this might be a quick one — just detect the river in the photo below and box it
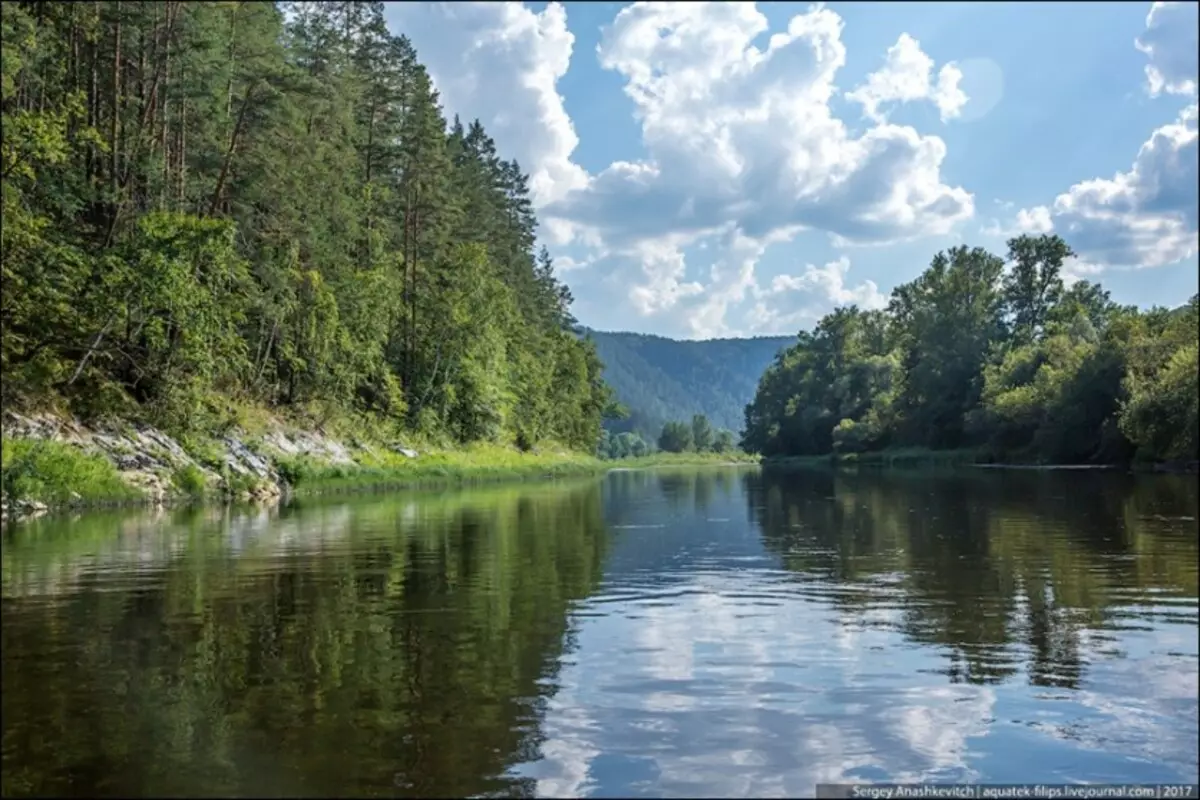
[2,466,1197,797]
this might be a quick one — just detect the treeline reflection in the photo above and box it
[2,482,610,798]
[745,466,1198,687]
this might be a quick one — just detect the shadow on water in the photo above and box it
[2,466,1197,797]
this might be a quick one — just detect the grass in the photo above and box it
[272,444,762,496]
[172,464,209,498]
[1,437,142,506]
[607,450,759,468]
[178,434,227,470]
[2,413,766,513]
[274,442,607,495]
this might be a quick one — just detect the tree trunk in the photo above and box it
[110,0,122,195]
[160,2,171,209]
[208,81,257,216]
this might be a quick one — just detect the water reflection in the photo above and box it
[749,468,1198,688]
[3,481,608,797]
[522,467,1198,795]
[2,467,1197,798]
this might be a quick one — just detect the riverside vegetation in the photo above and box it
[742,235,1199,469]
[2,3,1194,513]
[0,0,656,509]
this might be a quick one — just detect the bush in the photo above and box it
[173,464,209,497]
[1,438,139,504]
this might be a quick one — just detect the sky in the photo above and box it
[383,1,1199,340]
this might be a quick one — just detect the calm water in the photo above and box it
[3,467,1198,797]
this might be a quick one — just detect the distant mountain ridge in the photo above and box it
[585,329,796,440]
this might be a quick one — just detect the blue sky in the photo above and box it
[386,1,1198,339]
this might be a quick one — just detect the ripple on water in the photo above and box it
[3,468,1198,797]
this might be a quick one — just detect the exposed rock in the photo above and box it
[10,498,49,522]
[261,429,356,465]
[222,436,276,480]
[124,471,170,505]
[0,410,404,513]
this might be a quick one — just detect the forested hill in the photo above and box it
[586,331,795,439]
[2,1,612,451]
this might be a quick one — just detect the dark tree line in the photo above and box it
[742,235,1199,465]
[1,1,614,450]
[657,414,735,455]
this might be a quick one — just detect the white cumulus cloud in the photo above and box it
[1002,4,1199,272]
[981,204,1054,238]
[529,2,972,336]
[770,256,888,310]
[846,33,968,124]
[1135,2,1199,98]
[748,255,886,335]
[383,1,587,207]
[547,2,972,250]
[1048,103,1197,269]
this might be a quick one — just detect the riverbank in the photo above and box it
[0,410,760,521]
[762,448,981,468]
[761,447,1197,473]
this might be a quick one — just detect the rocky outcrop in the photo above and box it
[1,410,419,519]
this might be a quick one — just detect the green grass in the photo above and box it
[1,437,142,505]
[274,444,764,496]
[178,435,227,470]
[172,464,209,498]
[607,450,760,467]
[274,442,607,495]
[1,426,767,514]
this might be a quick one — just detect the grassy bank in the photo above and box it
[243,446,759,495]
[1,427,764,514]
[606,451,759,468]
[278,444,606,495]
[1,438,143,508]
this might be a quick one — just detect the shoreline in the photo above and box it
[0,411,760,523]
[760,449,1197,474]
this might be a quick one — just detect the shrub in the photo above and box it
[1,438,139,504]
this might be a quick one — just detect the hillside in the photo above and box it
[586,331,795,440]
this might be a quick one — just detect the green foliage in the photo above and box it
[657,421,694,453]
[172,464,208,498]
[596,429,652,460]
[178,435,227,470]
[743,233,1197,466]
[712,429,736,454]
[1,438,140,505]
[0,1,611,456]
[691,414,713,452]
[1119,297,1200,463]
[588,331,794,439]
[275,444,604,494]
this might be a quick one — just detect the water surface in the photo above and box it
[3,467,1197,797]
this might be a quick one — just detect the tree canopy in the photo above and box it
[1,0,612,451]
[742,235,1199,465]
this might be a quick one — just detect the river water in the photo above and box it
[2,466,1197,797]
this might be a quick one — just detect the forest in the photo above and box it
[742,234,1199,466]
[5,3,1194,470]
[588,330,792,441]
[595,413,737,460]
[1,1,614,451]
